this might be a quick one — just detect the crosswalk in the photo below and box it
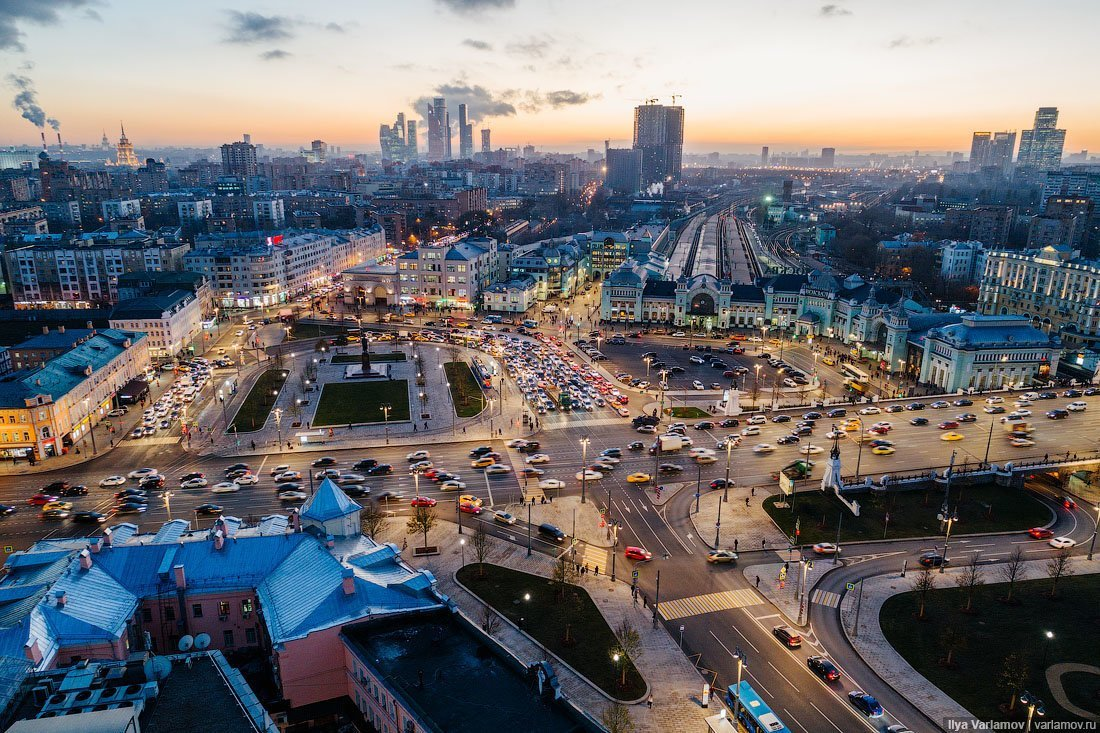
[572,542,610,573]
[658,588,762,621]
[811,589,841,608]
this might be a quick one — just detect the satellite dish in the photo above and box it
[177,635,194,652]
[149,657,172,681]
[194,633,211,651]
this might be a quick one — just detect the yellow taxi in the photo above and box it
[458,494,483,507]
[626,472,652,483]
[471,456,495,468]
[871,446,895,455]
[940,432,964,441]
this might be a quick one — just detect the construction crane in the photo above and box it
[670,94,681,105]
[645,97,658,105]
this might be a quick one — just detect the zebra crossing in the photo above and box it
[811,589,841,608]
[657,588,762,621]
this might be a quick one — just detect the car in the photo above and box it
[771,414,792,423]
[848,691,884,718]
[636,424,657,434]
[410,460,434,473]
[406,450,431,462]
[694,421,716,430]
[691,380,705,390]
[930,400,950,409]
[487,510,516,526]
[181,477,209,489]
[601,448,623,458]
[234,473,260,486]
[59,485,88,497]
[459,502,483,515]
[826,408,848,418]
[772,625,802,648]
[115,488,147,500]
[706,549,738,564]
[471,456,495,469]
[469,446,494,457]
[195,503,224,516]
[342,485,371,498]
[983,405,1006,414]
[576,469,604,481]
[72,511,107,524]
[985,395,1004,404]
[1014,399,1033,407]
[115,502,147,514]
[919,552,949,568]
[1067,401,1088,412]
[940,432,964,441]
[777,435,800,445]
[507,438,529,449]
[624,546,652,561]
[740,426,761,437]
[26,493,58,506]
[99,475,126,487]
[905,402,926,411]
[709,478,733,490]
[534,479,564,491]
[1038,391,1058,400]
[42,500,73,512]
[1046,409,1070,419]
[107,407,128,416]
[224,462,249,473]
[525,453,551,464]
[1049,536,1076,549]
[753,443,776,454]
[430,471,459,483]
[39,508,70,520]
[521,467,546,478]
[869,439,894,448]
[275,471,301,482]
[627,441,646,451]
[956,413,977,423]
[807,656,841,682]
[719,418,741,428]
[626,472,652,483]
[485,464,512,475]
[211,482,240,493]
[368,464,393,476]
[279,491,308,502]
[311,456,337,467]
[269,464,290,476]
[1059,495,1077,510]
[938,421,960,430]
[813,543,841,555]
[884,404,905,413]
[353,459,379,471]
[127,467,159,479]
[517,441,541,453]
[858,406,881,415]
[909,417,929,426]
[439,480,466,491]
[225,467,252,481]
[180,471,206,481]
[871,421,893,431]
[1010,437,1035,447]
[1028,527,1054,539]
[0,505,15,516]
[410,496,437,508]
[953,398,974,407]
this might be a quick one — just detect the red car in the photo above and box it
[459,503,483,515]
[938,421,960,430]
[1060,496,1078,511]
[422,469,440,480]
[27,494,58,506]
[410,497,437,508]
[1028,527,1054,539]
[624,546,652,561]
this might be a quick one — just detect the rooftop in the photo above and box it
[109,291,196,320]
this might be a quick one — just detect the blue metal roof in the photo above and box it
[300,479,361,523]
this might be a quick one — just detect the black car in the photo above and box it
[59,485,88,497]
[919,552,949,568]
[468,446,493,457]
[910,417,929,426]
[353,458,379,471]
[719,418,740,428]
[710,361,728,370]
[953,398,973,406]
[1085,387,1100,396]
[772,415,792,423]
[1046,409,1069,419]
[116,489,148,500]
[694,421,715,430]
[72,511,107,524]
[793,425,814,436]
[368,464,393,476]
[669,365,686,374]
[115,502,147,514]
[0,505,16,516]
[225,468,250,480]
[632,415,661,428]
[709,478,733,489]
[538,523,567,543]
[905,402,926,411]
[181,472,206,482]
[1063,389,1083,398]
[342,485,371,497]
[518,441,541,453]
[43,480,70,493]
[885,405,905,413]
[195,503,223,515]
[627,441,646,451]
[311,457,337,467]
[1038,391,1058,399]
[956,413,977,423]
[275,482,302,492]
[826,408,847,418]
[225,462,250,473]
[658,463,684,474]
[807,656,841,681]
[601,448,623,458]
[777,435,800,445]
[802,412,823,421]
[432,472,459,483]
[139,476,165,491]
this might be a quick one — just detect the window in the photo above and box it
[218,601,230,618]
[223,630,234,648]
[191,603,203,618]
[245,627,257,645]
[164,606,175,622]
[241,598,253,614]
[142,608,152,623]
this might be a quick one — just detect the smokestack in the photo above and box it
[40,131,47,153]
[79,549,92,571]
[56,132,63,153]
[55,590,66,607]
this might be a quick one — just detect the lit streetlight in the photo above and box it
[580,437,590,504]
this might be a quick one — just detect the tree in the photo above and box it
[600,703,635,733]
[912,566,937,619]
[1046,549,1073,598]
[612,620,642,689]
[472,521,490,578]
[998,547,1025,604]
[939,625,966,668]
[406,505,437,549]
[552,555,577,599]
[480,606,501,636]
[998,652,1029,713]
[360,503,386,540]
[954,553,985,612]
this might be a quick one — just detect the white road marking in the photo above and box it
[632,505,675,556]
[783,708,810,733]
[769,661,800,692]
[809,701,845,733]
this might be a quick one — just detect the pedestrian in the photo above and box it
[755,575,761,588]
[594,565,599,576]
[750,486,755,497]
[647,695,653,708]
[761,538,766,549]
[251,440,256,450]
[734,539,738,552]
[463,426,466,434]
[745,497,750,508]
[584,563,589,574]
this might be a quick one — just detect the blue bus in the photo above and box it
[471,358,494,389]
[725,681,791,733]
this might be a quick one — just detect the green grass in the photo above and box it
[229,369,288,433]
[456,564,646,700]
[331,352,407,364]
[881,575,1100,722]
[312,380,410,426]
[290,322,351,339]
[444,361,485,418]
[667,406,710,418]
[763,485,1051,545]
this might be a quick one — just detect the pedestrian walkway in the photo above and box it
[741,559,835,625]
[385,518,712,733]
[687,485,786,551]
[658,588,761,621]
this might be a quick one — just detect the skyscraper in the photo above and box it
[406,120,418,159]
[380,113,418,162]
[820,147,836,168]
[481,129,491,154]
[1017,107,1066,170]
[604,142,642,194]
[458,104,474,159]
[760,146,769,167]
[632,103,684,186]
[116,123,139,168]
[221,140,257,179]
[426,97,451,161]
[969,131,1016,173]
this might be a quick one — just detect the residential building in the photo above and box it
[109,290,204,359]
[9,326,97,371]
[0,205,47,235]
[252,197,286,228]
[220,140,258,179]
[482,275,538,313]
[1027,214,1087,250]
[0,328,148,460]
[633,103,684,185]
[604,144,642,193]
[938,240,986,282]
[508,237,587,301]
[101,199,142,223]
[1017,106,1066,170]
[177,198,213,224]
[115,270,210,303]
[396,237,498,310]
[481,128,491,154]
[968,206,1014,247]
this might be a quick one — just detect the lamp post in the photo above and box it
[580,437,590,504]
[273,407,283,446]
[164,490,174,521]
[1089,503,1100,561]
[1020,691,1046,733]
[731,648,746,726]
[446,382,455,435]
[460,537,466,568]
[380,403,392,444]
[607,483,617,581]
[218,390,228,429]
[488,397,495,437]
[1041,630,1055,669]
[939,506,959,573]
[853,416,865,483]
[81,398,98,455]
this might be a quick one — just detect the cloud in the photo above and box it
[324,22,345,33]
[6,74,47,127]
[260,49,292,61]
[434,0,515,14]
[462,38,493,51]
[887,35,942,48]
[413,82,517,123]
[506,36,553,58]
[543,90,595,108]
[223,11,293,44]
[819,4,852,17]
[0,0,102,52]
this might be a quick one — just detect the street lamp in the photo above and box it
[580,437,590,504]
[730,648,747,726]
[273,407,283,446]
[1089,503,1100,561]
[380,403,392,444]
[81,397,98,455]
[938,506,959,573]
[1019,691,1046,733]
[460,537,466,568]
[853,416,865,482]
[446,382,455,435]
[163,490,174,521]
[1041,630,1055,670]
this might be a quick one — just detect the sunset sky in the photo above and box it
[4,0,1100,154]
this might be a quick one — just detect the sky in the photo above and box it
[3,0,1100,155]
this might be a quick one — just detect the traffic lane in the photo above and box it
[599,339,789,392]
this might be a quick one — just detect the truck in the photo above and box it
[1003,420,1033,435]
[649,435,685,454]
[770,460,814,482]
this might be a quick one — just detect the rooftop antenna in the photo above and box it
[177,634,194,652]
[194,633,211,650]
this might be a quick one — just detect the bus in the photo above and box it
[725,681,791,733]
[840,363,870,394]
[471,358,494,389]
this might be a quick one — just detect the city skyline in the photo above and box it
[3,0,1100,154]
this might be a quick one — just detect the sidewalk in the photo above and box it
[686,486,786,552]
[389,518,711,733]
[741,559,837,625]
[840,556,1100,725]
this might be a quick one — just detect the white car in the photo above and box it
[1014,399,1033,407]
[406,450,431,462]
[485,464,512,475]
[692,380,705,390]
[538,479,565,490]
[985,395,1004,404]
[1067,401,1088,412]
[636,425,657,434]
[181,477,208,489]
[596,454,621,464]
[858,406,881,415]
[747,415,767,425]
[525,453,551,464]
[1049,536,1076,549]
[801,444,825,455]
[576,469,603,481]
[1021,392,1040,401]
[492,510,517,525]
[741,426,761,436]
[210,482,240,493]
[270,464,290,476]
[507,439,529,449]
[439,480,467,491]
[696,454,718,464]
[234,473,259,486]
[753,443,776,454]
[1009,410,1031,418]
[99,475,126,487]
[275,471,301,482]
[689,356,705,364]
[279,490,308,502]
[127,468,159,479]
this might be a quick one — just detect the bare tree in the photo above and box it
[954,553,985,612]
[552,555,578,599]
[472,521,491,578]
[480,606,501,636]
[912,566,937,619]
[360,503,386,540]
[939,625,966,668]
[612,620,643,688]
[997,652,1029,713]
[997,547,1025,604]
[600,703,635,733]
[1046,549,1073,598]
[406,505,437,549]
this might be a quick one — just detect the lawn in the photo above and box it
[881,575,1100,722]
[764,484,1051,545]
[667,406,710,419]
[444,361,485,418]
[290,322,351,339]
[313,380,410,426]
[331,352,407,364]
[456,564,646,700]
[229,369,288,433]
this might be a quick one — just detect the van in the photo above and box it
[523,319,539,329]
[538,523,566,543]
